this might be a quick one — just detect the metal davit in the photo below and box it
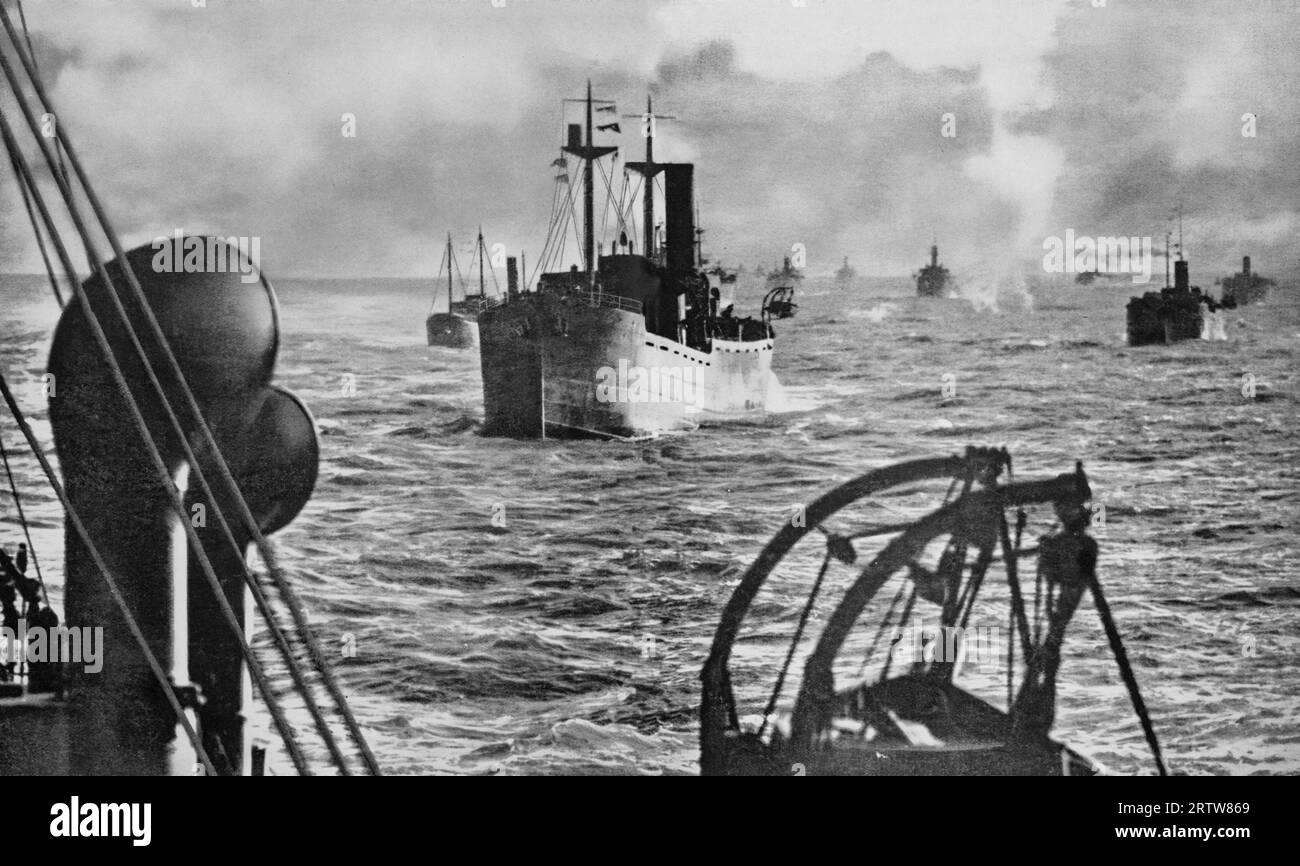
[700,447,1166,777]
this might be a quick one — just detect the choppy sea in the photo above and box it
[2,269,1297,775]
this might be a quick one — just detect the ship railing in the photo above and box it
[475,287,643,315]
[581,290,644,314]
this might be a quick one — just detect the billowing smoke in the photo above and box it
[1,0,1293,284]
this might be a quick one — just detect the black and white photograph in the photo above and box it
[0,0,1295,842]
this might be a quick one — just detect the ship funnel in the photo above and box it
[1243,256,1251,279]
[663,163,694,274]
[507,256,519,296]
[931,245,939,267]
[1174,259,1189,291]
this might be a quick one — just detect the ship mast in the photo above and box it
[477,225,485,298]
[446,232,454,309]
[1173,204,1184,261]
[1177,206,1184,260]
[583,83,594,275]
[695,215,704,268]
[561,82,616,284]
[642,96,655,257]
[625,94,675,260]
[1170,228,1180,286]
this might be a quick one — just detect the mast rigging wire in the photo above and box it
[4,127,63,307]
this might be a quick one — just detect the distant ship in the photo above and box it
[914,244,950,297]
[1220,255,1273,306]
[834,256,856,288]
[1074,268,1103,285]
[477,86,781,439]
[426,229,498,348]
[764,256,804,290]
[1126,256,1209,346]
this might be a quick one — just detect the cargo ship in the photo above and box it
[765,256,804,290]
[834,256,856,289]
[1220,255,1273,306]
[426,230,497,348]
[477,85,780,439]
[914,243,950,297]
[1126,256,1208,346]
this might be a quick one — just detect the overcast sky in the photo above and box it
[1,0,1296,279]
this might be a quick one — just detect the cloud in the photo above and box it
[1,0,1294,282]
[1037,0,1300,275]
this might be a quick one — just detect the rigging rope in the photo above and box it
[13,0,64,185]
[621,173,643,253]
[449,242,467,297]
[856,578,908,680]
[565,166,585,270]
[758,546,834,738]
[1087,573,1168,776]
[3,123,62,307]
[531,160,571,284]
[879,587,917,682]
[429,241,446,312]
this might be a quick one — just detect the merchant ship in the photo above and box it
[915,243,950,297]
[427,230,498,349]
[1220,255,1272,306]
[765,256,804,291]
[1125,224,1212,346]
[477,85,781,439]
[834,256,856,289]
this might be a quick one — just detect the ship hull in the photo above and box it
[426,312,479,348]
[1222,282,1269,306]
[1126,292,1203,346]
[916,274,948,298]
[478,295,774,439]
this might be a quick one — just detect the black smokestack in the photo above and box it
[663,164,694,274]
[1174,259,1189,291]
[1243,256,1251,279]
[507,256,518,295]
